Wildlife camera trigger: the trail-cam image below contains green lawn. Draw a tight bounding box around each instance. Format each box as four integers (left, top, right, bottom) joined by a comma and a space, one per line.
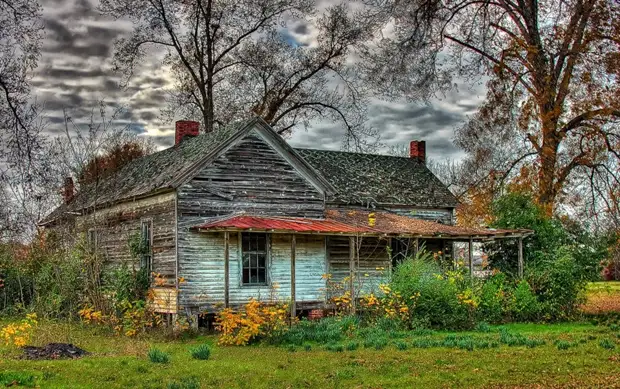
1, 320, 619, 388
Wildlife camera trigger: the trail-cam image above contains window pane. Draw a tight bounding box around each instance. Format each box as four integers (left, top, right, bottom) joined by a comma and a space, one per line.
242, 254, 250, 268
250, 268, 258, 284
243, 269, 250, 284
242, 233, 250, 251
256, 234, 266, 251
257, 254, 266, 269
258, 267, 266, 283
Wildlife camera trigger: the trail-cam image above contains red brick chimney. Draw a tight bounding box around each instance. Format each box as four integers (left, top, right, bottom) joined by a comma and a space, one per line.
409, 140, 426, 164
175, 120, 200, 145
63, 177, 74, 203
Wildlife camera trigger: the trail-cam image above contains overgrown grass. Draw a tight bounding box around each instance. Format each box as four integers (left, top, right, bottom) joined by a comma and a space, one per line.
0, 320, 619, 388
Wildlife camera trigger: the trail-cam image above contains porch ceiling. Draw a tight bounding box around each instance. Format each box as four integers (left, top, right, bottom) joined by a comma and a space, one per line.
192, 209, 532, 241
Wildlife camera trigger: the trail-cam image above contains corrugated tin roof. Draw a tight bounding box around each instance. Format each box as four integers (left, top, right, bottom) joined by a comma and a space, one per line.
193, 210, 532, 239
193, 215, 368, 234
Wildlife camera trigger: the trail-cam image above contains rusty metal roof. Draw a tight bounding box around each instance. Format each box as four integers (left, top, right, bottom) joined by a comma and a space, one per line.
193, 215, 369, 234
193, 210, 532, 240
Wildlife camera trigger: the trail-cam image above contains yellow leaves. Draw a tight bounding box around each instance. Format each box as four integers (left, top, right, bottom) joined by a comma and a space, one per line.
178, 277, 187, 284
215, 299, 290, 346
1, 313, 37, 348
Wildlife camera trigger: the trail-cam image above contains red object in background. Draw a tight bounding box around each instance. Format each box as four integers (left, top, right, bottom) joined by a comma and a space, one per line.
308, 309, 324, 320
409, 140, 426, 164
63, 177, 74, 203
175, 120, 200, 145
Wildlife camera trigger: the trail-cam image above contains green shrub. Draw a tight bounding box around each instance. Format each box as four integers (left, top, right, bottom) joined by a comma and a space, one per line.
391, 255, 469, 329
477, 273, 509, 323
599, 339, 616, 350
303, 343, 312, 351
395, 341, 409, 350
555, 340, 572, 350
0, 371, 36, 387
190, 344, 211, 360
345, 341, 359, 351
475, 322, 492, 333
148, 348, 170, 364
510, 280, 540, 322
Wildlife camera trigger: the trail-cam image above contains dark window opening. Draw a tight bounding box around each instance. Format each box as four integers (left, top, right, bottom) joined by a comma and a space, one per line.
141, 220, 153, 275
241, 233, 268, 285
391, 238, 414, 269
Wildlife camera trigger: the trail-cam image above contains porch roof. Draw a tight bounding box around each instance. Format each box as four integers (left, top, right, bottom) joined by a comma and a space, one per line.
192, 209, 532, 241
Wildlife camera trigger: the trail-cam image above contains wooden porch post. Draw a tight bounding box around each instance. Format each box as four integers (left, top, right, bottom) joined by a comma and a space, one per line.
224, 231, 230, 308
291, 234, 296, 321
468, 237, 474, 278
414, 237, 419, 257
518, 236, 524, 279
349, 236, 356, 314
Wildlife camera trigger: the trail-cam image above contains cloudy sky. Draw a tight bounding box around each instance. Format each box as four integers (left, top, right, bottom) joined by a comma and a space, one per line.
34, 0, 486, 160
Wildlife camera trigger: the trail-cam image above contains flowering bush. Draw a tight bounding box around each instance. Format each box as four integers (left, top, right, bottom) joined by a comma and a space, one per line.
1, 313, 37, 347
215, 299, 290, 346
359, 283, 415, 325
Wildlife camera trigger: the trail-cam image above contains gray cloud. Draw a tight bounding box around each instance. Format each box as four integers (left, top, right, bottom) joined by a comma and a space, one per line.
34, 0, 484, 158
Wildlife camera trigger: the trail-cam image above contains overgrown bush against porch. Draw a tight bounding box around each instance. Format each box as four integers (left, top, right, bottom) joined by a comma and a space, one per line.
212, 193, 611, 347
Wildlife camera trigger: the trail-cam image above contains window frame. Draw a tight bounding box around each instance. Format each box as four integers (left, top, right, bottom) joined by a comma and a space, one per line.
140, 219, 153, 276
239, 232, 270, 286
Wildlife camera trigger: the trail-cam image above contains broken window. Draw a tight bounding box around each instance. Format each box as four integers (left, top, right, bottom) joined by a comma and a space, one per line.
140, 220, 153, 275
241, 233, 268, 285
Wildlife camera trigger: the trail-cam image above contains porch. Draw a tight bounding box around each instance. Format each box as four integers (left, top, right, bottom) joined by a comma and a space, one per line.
185, 209, 532, 319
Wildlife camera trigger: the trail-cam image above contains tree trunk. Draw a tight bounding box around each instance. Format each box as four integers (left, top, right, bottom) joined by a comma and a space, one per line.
537, 119, 560, 214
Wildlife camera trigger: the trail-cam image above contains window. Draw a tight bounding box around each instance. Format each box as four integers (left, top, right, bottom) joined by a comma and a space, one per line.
241, 233, 268, 285
140, 220, 153, 275
87, 229, 97, 253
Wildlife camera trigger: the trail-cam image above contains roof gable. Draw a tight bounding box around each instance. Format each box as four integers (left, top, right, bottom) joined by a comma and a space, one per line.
40, 118, 333, 224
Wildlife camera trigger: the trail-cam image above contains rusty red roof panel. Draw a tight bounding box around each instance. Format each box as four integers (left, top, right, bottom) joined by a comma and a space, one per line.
193, 215, 371, 234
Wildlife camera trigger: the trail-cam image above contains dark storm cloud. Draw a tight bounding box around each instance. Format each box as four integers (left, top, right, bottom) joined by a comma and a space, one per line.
34, 0, 484, 156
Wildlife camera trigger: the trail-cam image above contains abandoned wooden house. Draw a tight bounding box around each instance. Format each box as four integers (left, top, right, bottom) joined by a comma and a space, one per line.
40, 117, 529, 323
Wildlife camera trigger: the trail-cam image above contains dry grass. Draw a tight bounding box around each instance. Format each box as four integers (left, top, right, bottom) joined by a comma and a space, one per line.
581, 282, 620, 315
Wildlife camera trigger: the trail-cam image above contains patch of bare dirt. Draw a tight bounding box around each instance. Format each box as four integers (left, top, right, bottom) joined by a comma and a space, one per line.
22, 343, 89, 360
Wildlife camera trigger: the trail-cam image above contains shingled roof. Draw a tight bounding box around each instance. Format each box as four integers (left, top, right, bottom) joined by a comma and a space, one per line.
41, 118, 457, 225
295, 149, 457, 207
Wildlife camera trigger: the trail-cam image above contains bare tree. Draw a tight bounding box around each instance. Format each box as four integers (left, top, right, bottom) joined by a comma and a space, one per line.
0, 0, 44, 240
101, 0, 377, 146
362, 0, 620, 215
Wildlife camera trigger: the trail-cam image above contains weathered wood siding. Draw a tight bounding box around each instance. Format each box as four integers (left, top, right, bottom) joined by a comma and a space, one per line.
177, 132, 325, 220
327, 236, 391, 296
176, 130, 327, 311
178, 231, 326, 310
383, 206, 455, 225
75, 193, 177, 283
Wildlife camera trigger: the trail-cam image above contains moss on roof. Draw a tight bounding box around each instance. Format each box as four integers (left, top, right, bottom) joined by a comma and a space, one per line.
41, 120, 457, 224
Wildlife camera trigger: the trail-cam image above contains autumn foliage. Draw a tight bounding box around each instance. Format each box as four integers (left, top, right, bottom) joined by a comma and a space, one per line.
78, 142, 150, 185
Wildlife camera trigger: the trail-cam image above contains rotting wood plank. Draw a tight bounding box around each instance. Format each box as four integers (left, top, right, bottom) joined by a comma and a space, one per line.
224, 231, 230, 308
291, 234, 296, 320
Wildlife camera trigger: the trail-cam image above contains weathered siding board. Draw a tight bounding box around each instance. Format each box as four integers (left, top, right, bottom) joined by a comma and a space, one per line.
178, 231, 225, 309
74, 193, 177, 283
178, 231, 326, 310
327, 236, 391, 296
177, 132, 325, 220
293, 235, 327, 302
383, 206, 455, 225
